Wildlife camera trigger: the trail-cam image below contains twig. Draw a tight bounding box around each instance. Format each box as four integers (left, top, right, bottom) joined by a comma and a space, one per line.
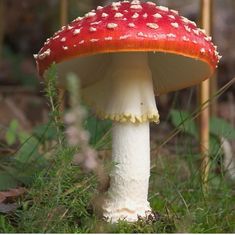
60, 0, 68, 26
199, 0, 213, 193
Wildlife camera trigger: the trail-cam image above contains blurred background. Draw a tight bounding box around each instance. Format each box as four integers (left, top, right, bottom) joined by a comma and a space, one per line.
0, 0, 234, 134
0, 0, 235, 232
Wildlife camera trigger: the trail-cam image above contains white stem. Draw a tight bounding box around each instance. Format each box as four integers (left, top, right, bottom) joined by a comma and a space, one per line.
103, 122, 151, 222
99, 53, 158, 222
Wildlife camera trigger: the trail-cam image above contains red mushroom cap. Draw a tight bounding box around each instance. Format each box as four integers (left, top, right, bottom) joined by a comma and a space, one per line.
35, 0, 220, 94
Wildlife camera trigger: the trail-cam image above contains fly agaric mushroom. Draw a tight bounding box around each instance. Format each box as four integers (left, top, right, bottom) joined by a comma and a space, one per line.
34, 0, 220, 223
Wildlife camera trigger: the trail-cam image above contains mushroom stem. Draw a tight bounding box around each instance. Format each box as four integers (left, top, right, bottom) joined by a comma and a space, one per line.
103, 121, 151, 222
102, 53, 158, 222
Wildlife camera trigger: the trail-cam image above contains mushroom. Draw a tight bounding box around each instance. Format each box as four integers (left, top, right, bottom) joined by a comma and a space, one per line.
35, 0, 220, 223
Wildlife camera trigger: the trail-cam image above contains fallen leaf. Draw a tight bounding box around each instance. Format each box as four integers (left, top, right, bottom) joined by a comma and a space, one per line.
0, 187, 26, 203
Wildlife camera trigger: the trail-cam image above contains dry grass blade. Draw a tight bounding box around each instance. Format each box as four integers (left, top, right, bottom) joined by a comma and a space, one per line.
151, 77, 235, 162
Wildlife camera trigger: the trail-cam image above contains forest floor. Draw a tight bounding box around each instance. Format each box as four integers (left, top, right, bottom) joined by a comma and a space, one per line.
0, 69, 235, 233
1, 146, 235, 233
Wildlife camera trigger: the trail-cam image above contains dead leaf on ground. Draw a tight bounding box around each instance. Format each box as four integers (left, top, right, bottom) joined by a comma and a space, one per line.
0, 187, 26, 204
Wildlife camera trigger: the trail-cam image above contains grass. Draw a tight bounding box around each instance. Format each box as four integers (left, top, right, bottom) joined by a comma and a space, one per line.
149, 156, 235, 233
4, 152, 232, 233
0, 66, 234, 233
17, 148, 98, 233
1, 126, 234, 233
1, 142, 235, 233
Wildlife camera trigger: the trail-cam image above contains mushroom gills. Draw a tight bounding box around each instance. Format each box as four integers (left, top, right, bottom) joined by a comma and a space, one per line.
82, 52, 159, 123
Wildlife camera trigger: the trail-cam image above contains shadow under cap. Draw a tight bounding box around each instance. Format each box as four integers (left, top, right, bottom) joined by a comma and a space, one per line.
57, 51, 211, 95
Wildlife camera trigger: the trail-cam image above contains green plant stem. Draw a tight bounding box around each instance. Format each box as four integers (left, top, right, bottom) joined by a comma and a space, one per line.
44, 64, 64, 145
